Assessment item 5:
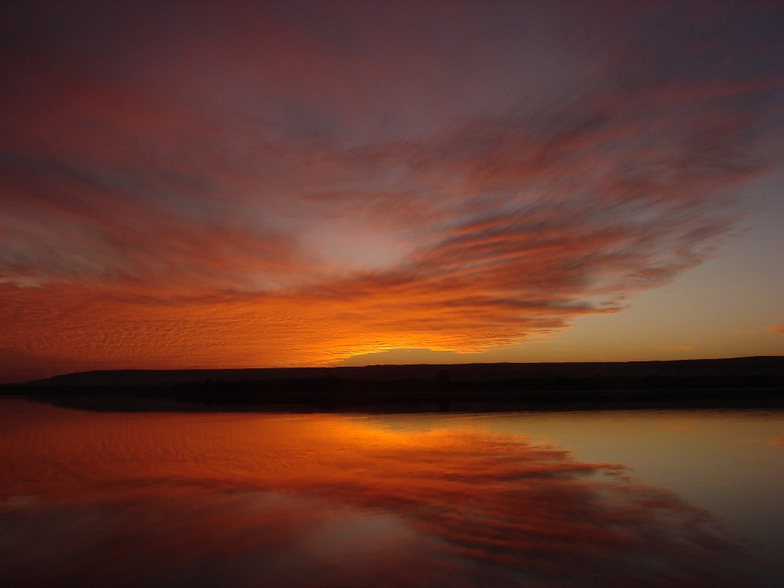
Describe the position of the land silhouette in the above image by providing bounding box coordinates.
[2,356,783,412]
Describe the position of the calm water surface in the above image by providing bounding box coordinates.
[1,399,783,587]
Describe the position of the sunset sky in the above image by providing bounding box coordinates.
[1,0,783,382]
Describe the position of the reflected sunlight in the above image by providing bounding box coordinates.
[0,401,760,587]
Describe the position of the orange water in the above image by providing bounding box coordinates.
[1,399,782,587]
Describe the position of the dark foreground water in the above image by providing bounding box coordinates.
[1,399,783,587]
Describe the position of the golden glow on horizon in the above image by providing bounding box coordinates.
[1,270,782,382]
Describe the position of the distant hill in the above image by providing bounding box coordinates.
[1,356,781,412]
[21,355,784,387]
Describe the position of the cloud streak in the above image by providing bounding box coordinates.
[0,0,782,374]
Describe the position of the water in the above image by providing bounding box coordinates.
[1,399,783,587]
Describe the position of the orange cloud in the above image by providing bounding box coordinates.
[764,324,784,336]
[1,74,767,378]
[0,1,780,379]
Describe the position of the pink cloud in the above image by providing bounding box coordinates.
[0,71,771,372]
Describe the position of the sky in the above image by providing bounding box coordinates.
[1,0,783,382]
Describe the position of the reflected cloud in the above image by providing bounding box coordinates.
[0,402,754,587]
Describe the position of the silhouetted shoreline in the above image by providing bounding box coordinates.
[3,356,783,412]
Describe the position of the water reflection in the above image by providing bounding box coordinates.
[0,400,769,587]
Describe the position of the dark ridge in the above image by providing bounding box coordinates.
[2,357,783,412]
[19,356,784,386]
